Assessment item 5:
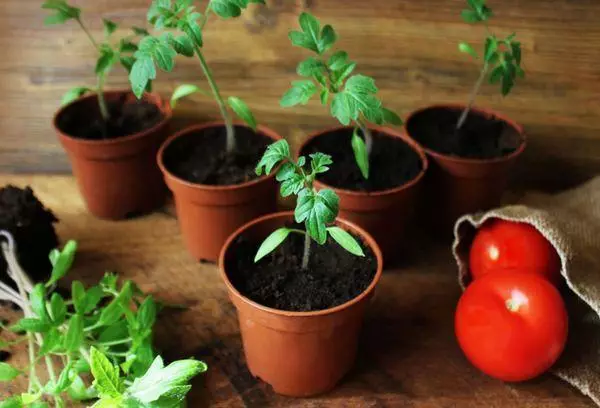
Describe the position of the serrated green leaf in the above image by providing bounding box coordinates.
[330,93,353,125]
[296,57,324,77]
[46,240,77,288]
[90,347,123,398]
[228,97,257,131]
[382,107,403,126]
[331,74,381,125]
[288,31,319,54]
[458,42,478,59]
[295,189,339,244]
[65,315,84,352]
[49,293,66,325]
[351,128,369,179]
[256,139,290,175]
[254,228,291,262]
[327,227,365,257]
[61,87,91,106]
[333,62,356,86]
[309,152,333,174]
[103,19,117,37]
[168,34,194,56]
[0,363,20,381]
[280,80,317,107]
[319,24,336,54]
[29,284,48,321]
[170,84,209,108]
[130,57,156,99]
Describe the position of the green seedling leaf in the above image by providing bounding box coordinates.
[167,33,194,57]
[84,285,105,314]
[29,402,48,408]
[460,9,480,23]
[65,315,84,352]
[68,375,98,401]
[256,139,291,175]
[458,42,478,59]
[120,56,136,73]
[0,362,20,382]
[209,0,264,19]
[298,11,320,51]
[254,228,291,262]
[381,107,403,126]
[130,35,176,98]
[320,88,329,105]
[511,41,522,65]
[309,152,333,174]
[119,40,138,53]
[132,26,150,36]
[61,87,92,106]
[297,57,324,77]
[319,25,336,53]
[351,128,369,179]
[96,46,118,75]
[38,328,61,356]
[101,273,118,292]
[331,74,381,125]
[276,163,304,197]
[0,396,23,408]
[42,0,81,25]
[130,57,156,99]
[280,80,317,107]
[328,51,348,70]
[29,284,48,321]
[12,318,51,333]
[53,362,74,394]
[72,281,86,314]
[137,296,157,331]
[49,293,67,325]
[90,347,124,398]
[228,96,257,131]
[484,37,498,62]
[489,64,503,84]
[73,358,91,374]
[170,84,209,108]
[103,19,117,37]
[46,240,77,288]
[327,227,365,257]
[98,298,125,327]
[295,189,338,244]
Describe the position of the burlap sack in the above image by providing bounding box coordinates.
[452,176,600,406]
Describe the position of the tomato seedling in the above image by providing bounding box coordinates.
[456,0,524,129]
[281,12,403,180]
[469,219,562,285]
[455,272,568,382]
[129,0,263,154]
[42,0,151,123]
[255,140,365,268]
[0,231,206,407]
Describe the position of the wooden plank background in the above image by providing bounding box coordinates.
[1,0,600,191]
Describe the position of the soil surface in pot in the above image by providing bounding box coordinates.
[58,95,164,140]
[226,230,377,312]
[0,186,58,289]
[301,129,422,192]
[406,106,522,159]
[163,125,272,185]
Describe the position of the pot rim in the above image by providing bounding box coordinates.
[53,89,173,146]
[404,103,527,165]
[157,121,282,192]
[298,125,429,198]
[218,211,384,318]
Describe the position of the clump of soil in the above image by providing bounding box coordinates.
[405,106,522,159]
[226,229,377,312]
[301,129,423,192]
[0,186,59,288]
[57,93,164,140]
[162,125,272,186]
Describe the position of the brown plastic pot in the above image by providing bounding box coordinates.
[405,104,526,234]
[298,126,428,264]
[54,90,172,219]
[219,211,383,397]
[158,122,282,262]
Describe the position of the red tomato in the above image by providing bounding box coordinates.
[455,272,568,382]
[469,219,562,284]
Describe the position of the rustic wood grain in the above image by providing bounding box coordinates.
[0,0,599,190]
[0,175,595,407]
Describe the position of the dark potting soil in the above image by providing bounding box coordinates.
[57,94,164,140]
[0,186,59,288]
[301,129,423,192]
[405,106,522,159]
[162,125,272,186]
[226,230,377,312]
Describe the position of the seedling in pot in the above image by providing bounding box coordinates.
[456,0,524,129]
[129,0,263,154]
[281,12,402,180]
[0,232,206,407]
[42,0,152,123]
[255,140,364,269]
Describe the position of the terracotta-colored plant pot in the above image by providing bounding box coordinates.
[219,211,383,397]
[298,126,428,264]
[54,90,172,219]
[158,122,282,262]
[405,104,526,234]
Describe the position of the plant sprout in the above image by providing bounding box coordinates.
[456,0,524,129]
[0,231,206,407]
[280,12,403,180]
[42,0,151,123]
[129,0,263,154]
[255,140,365,269]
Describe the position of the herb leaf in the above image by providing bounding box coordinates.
[0,362,20,382]
[327,227,365,257]
[61,87,92,106]
[255,139,290,176]
[90,347,124,398]
[280,80,317,107]
[351,129,369,179]
[228,96,257,131]
[254,228,292,262]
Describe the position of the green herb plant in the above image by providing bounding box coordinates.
[0,231,206,407]
[280,12,403,180]
[456,0,524,129]
[129,0,264,154]
[42,0,151,124]
[255,140,365,269]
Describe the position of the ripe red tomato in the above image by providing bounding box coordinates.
[469,219,562,284]
[455,272,568,382]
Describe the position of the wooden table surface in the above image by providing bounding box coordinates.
[0,175,594,407]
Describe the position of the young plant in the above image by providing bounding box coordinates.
[456,0,524,129]
[280,12,402,180]
[0,231,206,407]
[42,0,151,123]
[129,0,263,154]
[255,140,365,269]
